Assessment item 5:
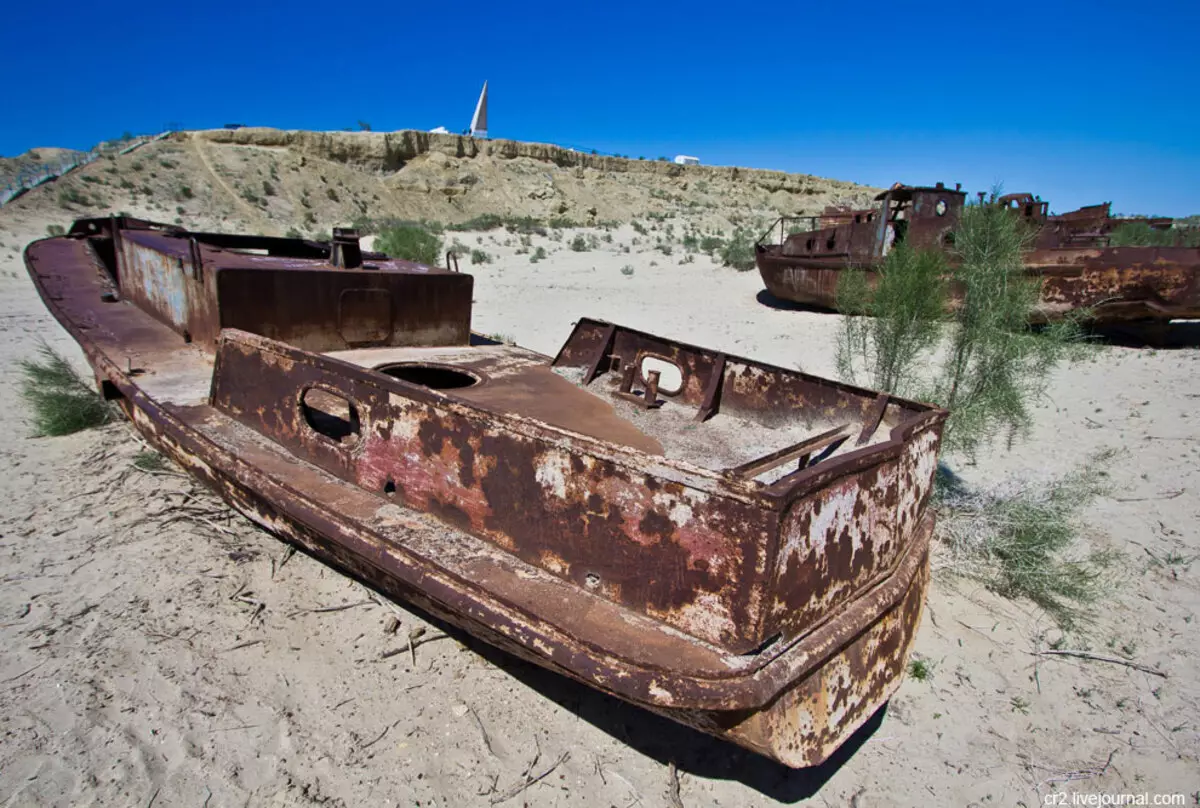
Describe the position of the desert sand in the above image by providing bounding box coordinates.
[0,135,1196,807]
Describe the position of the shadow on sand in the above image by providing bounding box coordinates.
[381,593,882,802]
[754,289,838,315]
[461,632,885,802]
[757,288,1200,350]
[1084,320,1200,349]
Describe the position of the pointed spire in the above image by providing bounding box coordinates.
[470,81,488,139]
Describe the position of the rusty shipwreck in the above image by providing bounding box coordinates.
[755,183,1200,324]
[25,217,948,767]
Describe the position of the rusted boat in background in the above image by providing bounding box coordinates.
[755,183,1200,325]
[25,217,947,767]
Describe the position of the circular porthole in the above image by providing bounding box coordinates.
[375,363,480,390]
[935,199,948,216]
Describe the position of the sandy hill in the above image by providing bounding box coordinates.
[0,128,879,238]
[0,147,88,188]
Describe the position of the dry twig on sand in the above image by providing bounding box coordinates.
[1031,649,1167,678]
[489,739,570,805]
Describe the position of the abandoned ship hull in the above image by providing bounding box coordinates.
[25,219,946,768]
[756,246,1200,324]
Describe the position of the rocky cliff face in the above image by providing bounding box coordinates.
[5,128,879,238]
[190,128,879,228]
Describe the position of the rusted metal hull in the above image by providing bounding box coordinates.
[756,244,1200,324]
[756,183,1200,324]
[25,218,947,768]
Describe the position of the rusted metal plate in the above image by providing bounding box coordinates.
[756,185,1200,324]
[23,217,949,768]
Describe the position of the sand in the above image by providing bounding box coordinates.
[0,205,1197,806]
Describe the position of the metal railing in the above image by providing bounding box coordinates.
[0,130,174,208]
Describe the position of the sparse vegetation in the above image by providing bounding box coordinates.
[375,224,442,266]
[936,457,1118,630]
[18,343,114,437]
[469,249,491,265]
[718,228,756,271]
[838,194,1088,457]
[133,451,168,472]
[907,658,933,682]
[570,234,589,252]
[530,246,547,263]
[621,264,635,277]
[1109,221,1200,248]
[836,193,1107,629]
[57,186,89,208]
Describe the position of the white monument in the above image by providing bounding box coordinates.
[470,81,488,139]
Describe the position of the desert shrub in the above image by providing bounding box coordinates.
[838,196,1087,457]
[177,185,193,200]
[1109,221,1200,248]
[836,193,1103,627]
[262,180,276,197]
[699,235,724,254]
[935,455,1118,629]
[469,249,491,264]
[18,343,114,436]
[682,233,699,250]
[376,225,442,266]
[836,245,946,396]
[326,188,339,202]
[57,187,89,208]
[133,451,167,472]
[530,246,547,263]
[449,213,504,231]
[718,228,755,271]
[570,234,589,252]
[631,221,647,236]
[620,264,634,276]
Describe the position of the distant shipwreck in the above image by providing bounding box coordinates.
[755,183,1200,325]
[25,217,947,767]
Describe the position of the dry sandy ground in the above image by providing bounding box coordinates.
[0,206,1197,807]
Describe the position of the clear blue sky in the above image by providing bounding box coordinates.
[6,0,1198,215]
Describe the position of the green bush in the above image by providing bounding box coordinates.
[376,225,442,266]
[718,228,756,271]
[19,344,114,436]
[936,455,1118,629]
[469,249,491,264]
[836,245,946,395]
[449,213,505,231]
[570,234,589,252]
[1109,221,1200,248]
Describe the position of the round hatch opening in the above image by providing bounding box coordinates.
[376,363,480,390]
